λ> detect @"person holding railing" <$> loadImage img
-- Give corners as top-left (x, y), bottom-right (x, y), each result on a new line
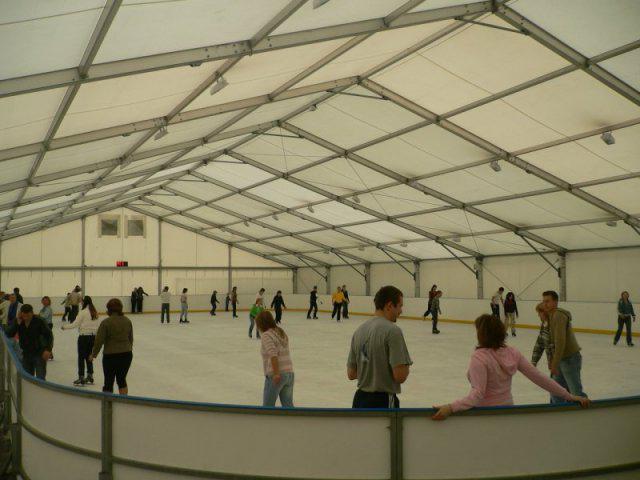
top-left (89, 299), bottom-right (133, 395)
top-left (4, 304), bottom-right (53, 380)
top-left (431, 314), bottom-right (589, 420)
top-left (62, 296), bottom-right (100, 386)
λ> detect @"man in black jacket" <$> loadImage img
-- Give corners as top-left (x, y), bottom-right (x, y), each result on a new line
top-left (210, 290), bottom-right (220, 316)
top-left (4, 304), bottom-right (53, 380)
top-left (271, 291), bottom-right (287, 324)
top-left (136, 286), bottom-right (149, 313)
top-left (307, 286), bottom-right (319, 319)
top-left (342, 284), bottom-right (350, 319)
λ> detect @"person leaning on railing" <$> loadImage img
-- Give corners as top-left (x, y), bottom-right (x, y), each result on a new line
top-left (432, 314), bottom-right (590, 420)
top-left (3, 304), bottom-right (53, 380)
top-left (88, 298), bottom-right (133, 395)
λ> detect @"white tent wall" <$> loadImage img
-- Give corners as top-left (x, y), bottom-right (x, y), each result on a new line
top-left (370, 262), bottom-right (415, 297)
top-left (483, 254), bottom-right (561, 301)
top-left (329, 265), bottom-right (366, 296)
top-left (296, 266), bottom-right (327, 295)
top-left (419, 257), bottom-right (477, 299)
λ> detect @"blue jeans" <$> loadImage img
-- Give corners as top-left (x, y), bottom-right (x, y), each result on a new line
top-left (161, 303), bottom-right (170, 323)
top-left (248, 315), bottom-right (260, 338)
top-left (180, 303), bottom-right (188, 321)
top-left (263, 371), bottom-right (294, 407)
top-left (551, 351), bottom-right (586, 403)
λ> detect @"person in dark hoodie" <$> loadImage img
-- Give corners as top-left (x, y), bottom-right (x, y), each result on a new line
top-left (4, 304), bottom-right (53, 380)
top-left (270, 290), bottom-right (287, 324)
top-left (136, 286), bottom-right (149, 313)
top-left (503, 292), bottom-right (519, 337)
top-left (210, 290), bottom-right (220, 316)
top-left (542, 290), bottom-right (587, 403)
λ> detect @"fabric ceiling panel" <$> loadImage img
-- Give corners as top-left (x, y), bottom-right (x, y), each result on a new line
top-left (302, 201), bottom-right (376, 226)
top-left (166, 179), bottom-right (232, 202)
top-left (299, 230), bottom-right (360, 249)
top-left (144, 161), bottom-right (201, 182)
top-left (357, 124), bottom-right (493, 177)
top-left (0, 1), bottom-right (103, 80)
top-left (226, 222), bottom-right (281, 240)
top-left (271, 0), bottom-right (407, 35)
top-left (129, 204), bottom-right (173, 218)
top-left (196, 159), bottom-right (274, 189)
top-left (259, 213), bottom-right (321, 233)
top-left (297, 22), bottom-right (454, 88)
top-left (94, 0), bottom-right (290, 63)
top-left (290, 86), bottom-right (424, 148)
top-left (213, 195), bottom-right (278, 217)
top-left (396, 240), bottom-right (455, 260)
top-left (532, 223), bottom-right (640, 250)
top-left (187, 40), bottom-right (344, 111)
top-left (180, 135), bottom-right (254, 162)
top-left (116, 153), bottom-right (177, 177)
top-left (56, 63), bottom-right (225, 138)
top-left (164, 214), bottom-right (210, 231)
top-left (343, 221), bottom-right (425, 244)
top-left (0, 155), bottom-right (37, 185)
top-left (511, 0), bottom-right (640, 57)
top-left (455, 231), bottom-right (553, 256)
top-left (356, 184), bottom-right (448, 216)
top-left (403, 209), bottom-right (501, 236)
top-left (38, 132), bottom-right (148, 176)
top-left (188, 206), bottom-right (239, 226)
top-left (0, 88), bottom-right (67, 150)
top-left (145, 194), bottom-right (199, 212)
top-left (237, 242), bottom-right (284, 256)
top-left (582, 179), bottom-right (640, 214)
top-left (600, 50), bottom-right (640, 91)
top-left (235, 131), bottom-right (333, 173)
top-left (477, 192), bottom-right (609, 227)
top-left (292, 157), bottom-right (394, 195)
top-left (247, 179), bottom-right (325, 208)
top-left (266, 236), bottom-right (319, 253)
top-left (23, 171), bottom-right (105, 200)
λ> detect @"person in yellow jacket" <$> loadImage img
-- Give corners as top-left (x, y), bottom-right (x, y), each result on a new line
top-left (331, 287), bottom-right (346, 322)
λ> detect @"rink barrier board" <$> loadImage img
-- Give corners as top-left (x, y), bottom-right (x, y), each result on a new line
top-left (3, 329), bottom-right (640, 479)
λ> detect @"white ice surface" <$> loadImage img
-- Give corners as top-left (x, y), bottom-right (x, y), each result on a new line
top-left (46, 309), bottom-right (640, 408)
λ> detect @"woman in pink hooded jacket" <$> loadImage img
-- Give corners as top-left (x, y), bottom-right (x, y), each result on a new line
top-left (432, 314), bottom-right (589, 420)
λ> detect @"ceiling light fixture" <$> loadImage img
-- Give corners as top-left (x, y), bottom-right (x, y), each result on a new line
top-left (601, 131), bottom-right (615, 145)
top-left (307, 205), bottom-right (315, 213)
top-left (210, 76), bottom-right (228, 95)
top-left (352, 194), bottom-right (361, 204)
top-left (272, 214), bottom-right (279, 221)
top-left (313, 0), bottom-right (330, 8)
top-left (400, 241), bottom-right (408, 248)
top-left (606, 220), bottom-right (617, 227)
top-left (489, 160), bottom-right (501, 172)
top-left (309, 104), bottom-right (317, 112)
top-left (154, 126), bottom-right (168, 141)
top-left (243, 220), bottom-right (249, 227)
top-left (452, 236), bottom-right (461, 243)
top-left (358, 245), bottom-right (365, 251)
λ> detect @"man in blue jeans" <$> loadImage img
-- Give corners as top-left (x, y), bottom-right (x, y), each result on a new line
top-left (542, 290), bottom-right (587, 403)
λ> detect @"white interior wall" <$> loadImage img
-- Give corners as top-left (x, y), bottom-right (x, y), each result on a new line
top-left (370, 262), bottom-right (415, 297)
top-left (296, 267), bottom-right (327, 294)
top-left (483, 254), bottom-right (560, 301)
top-left (1, 221), bottom-right (82, 267)
top-left (419, 258), bottom-right (477, 299)
top-left (567, 248), bottom-right (640, 302)
top-left (329, 265), bottom-right (366, 296)
top-left (231, 270), bottom-right (293, 295)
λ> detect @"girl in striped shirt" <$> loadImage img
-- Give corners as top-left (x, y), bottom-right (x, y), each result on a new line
top-left (255, 310), bottom-right (294, 407)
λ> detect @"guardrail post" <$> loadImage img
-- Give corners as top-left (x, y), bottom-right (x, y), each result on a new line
top-left (13, 374), bottom-right (22, 474)
top-left (99, 398), bottom-right (113, 480)
top-left (390, 410), bottom-right (402, 480)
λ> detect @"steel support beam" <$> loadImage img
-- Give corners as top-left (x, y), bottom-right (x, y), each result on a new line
top-left (475, 258), bottom-right (484, 299)
top-left (81, 216), bottom-right (86, 293)
top-left (0, 2), bottom-right (493, 98)
top-left (380, 248), bottom-right (415, 280)
top-left (227, 245), bottom-right (233, 295)
top-left (292, 268), bottom-right (298, 294)
top-left (414, 261), bottom-right (421, 298)
top-left (558, 254), bottom-right (567, 302)
top-left (365, 263), bottom-right (371, 296)
top-left (325, 267), bottom-right (331, 295)
top-left (521, 236), bottom-right (560, 275)
top-left (157, 219), bottom-right (163, 295)
top-left (495, 4), bottom-right (640, 107)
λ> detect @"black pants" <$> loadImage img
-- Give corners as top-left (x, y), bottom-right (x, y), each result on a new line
top-left (62, 306), bottom-right (70, 320)
top-left (102, 351), bottom-right (133, 392)
top-left (490, 304), bottom-right (500, 319)
top-left (131, 298), bottom-right (137, 313)
top-left (210, 303), bottom-right (217, 315)
top-left (23, 354), bottom-right (47, 380)
top-left (423, 301), bottom-right (432, 318)
top-left (307, 301), bottom-right (318, 318)
top-left (432, 311), bottom-right (439, 332)
top-left (136, 298), bottom-right (144, 313)
top-left (342, 302), bottom-right (349, 319)
top-left (161, 303), bottom-right (170, 323)
top-left (275, 308), bottom-right (282, 324)
top-left (68, 305), bottom-right (79, 323)
top-left (77, 335), bottom-right (95, 377)
top-left (225, 299), bottom-right (230, 311)
top-left (352, 390), bottom-right (399, 409)
top-left (614, 315), bottom-right (633, 345)
top-left (232, 301), bottom-right (238, 317)
top-left (331, 302), bottom-right (342, 321)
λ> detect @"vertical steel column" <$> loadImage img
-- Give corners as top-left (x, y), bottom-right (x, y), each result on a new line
top-left (390, 411), bottom-right (403, 480)
top-left (157, 219), bottom-right (162, 294)
top-left (81, 216), bottom-right (86, 293)
top-left (413, 261), bottom-right (421, 298)
top-left (227, 245), bottom-right (232, 294)
top-left (99, 398), bottom-right (113, 480)
top-left (325, 267), bottom-right (331, 295)
top-left (558, 253), bottom-right (567, 301)
top-left (292, 268), bottom-right (298, 294)
top-left (475, 258), bottom-right (484, 299)
top-left (365, 263), bottom-right (371, 296)
top-left (0, 241), bottom-right (3, 287)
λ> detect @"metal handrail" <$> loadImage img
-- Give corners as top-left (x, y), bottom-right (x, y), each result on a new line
top-left (2, 329), bottom-right (640, 480)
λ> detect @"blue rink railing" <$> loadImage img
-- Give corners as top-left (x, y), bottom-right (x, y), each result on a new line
top-left (1, 333), bottom-right (639, 480)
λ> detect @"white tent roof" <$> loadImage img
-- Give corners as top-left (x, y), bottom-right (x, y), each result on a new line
top-left (1, 0), bottom-right (639, 268)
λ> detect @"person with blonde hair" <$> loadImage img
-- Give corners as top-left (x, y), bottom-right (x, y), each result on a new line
top-left (62, 295), bottom-right (100, 386)
top-left (432, 314), bottom-right (589, 420)
top-left (255, 310), bottom-right (294, 407)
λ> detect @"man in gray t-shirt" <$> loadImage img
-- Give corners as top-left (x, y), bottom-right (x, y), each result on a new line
top-left (347, 286), bottom-right (412, 408)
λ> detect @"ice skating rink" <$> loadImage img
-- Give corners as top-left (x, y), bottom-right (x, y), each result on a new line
top-left (47, 309), bottom-right (640, 408)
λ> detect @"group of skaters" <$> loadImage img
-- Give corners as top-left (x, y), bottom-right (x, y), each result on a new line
top-left (255, 286), bottom-right (594, 414)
